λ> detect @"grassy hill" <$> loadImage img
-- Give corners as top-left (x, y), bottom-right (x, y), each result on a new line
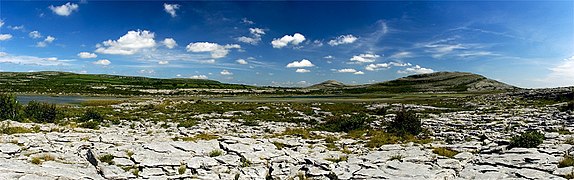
top-left (0, 71), bottom-right (252, 95)
top-left (316, 72), bottom-right (518, 93)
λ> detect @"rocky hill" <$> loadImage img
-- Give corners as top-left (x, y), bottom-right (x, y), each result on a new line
top-left (307, 80), bottom-right (349, 89)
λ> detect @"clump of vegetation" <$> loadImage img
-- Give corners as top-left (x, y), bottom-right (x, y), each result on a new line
top-left (389, 154), bottom-right (404, 161)
top-left (565, 138), bottom-right (574, 145)
top-left (30, 154), bottom-right (56, 165)
top-left (365, 131), bottom-right (400, 148)
top-left (432, 147), bottom-right (459, 158)
top-left (509, 131), bottom-right (544, 148)
top-left (241, 118), bottom-right (260, 126)
top-left (562, 100), bottom-right (574, 112)
top-left (559, 155), bottom-right (574, 168)
top-left (0, 94), bottom-right (20, 121)
top-left (272, 141), bottom-right (287, 150)
top-left (98, 154), bottom-right (114, 165)
top-left (81, 100), bottom-right (123, 107)
top-left (317, 114), bottom-right (371, 132)
top-left (24, 101), bottom-right (57, 123)
top-left (177, 119), bottom-right (197, 128)
top-left (324, 136), bottom-right (338, 143)
top-left (0, 122), bottom-right (33, 134)
top-left (387, 108), bottom-right (422, 136)
top-left (77, 109), bottom-right (104, 129)
top-left (209, 149), bottom-right (223, 157)
top-left (240, 157), bottom-right (252, 167)
top-left (324, 156), bottom-right (348, 163)
top-left (278, 128), bottom-right (317, 139)
top-left (178, 163), bottom-right (186, 174)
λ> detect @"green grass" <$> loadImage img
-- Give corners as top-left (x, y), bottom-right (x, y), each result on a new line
top-left (272, 141), bottom-right (287, 150)
top-left (432, 147), bottom-right (459, 158)
top-left (174, 133), bottom-right (219, 142)
top-left (325, 156), bottom-right (348, 163)
top-left (240, 157), bottom-right (252, 167)
top-left (178, 164), bottom-right (186, 174)
top-left (389, 154), bottom-right (404, 161)
top-left (30, 154), bottom-right (56, 165)
top-left (559, 155), bottom-right (574, 168)
top-left (0, 122), bottom-right (33, 134)
top-left (209, 150), bottom-right (223, 157)
top-left (98, 154), bottom-right (115, 165)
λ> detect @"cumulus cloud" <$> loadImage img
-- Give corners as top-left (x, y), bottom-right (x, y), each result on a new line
top-left (236, 28), bottom-right (266, 45)
top-left (328, 34), bottom-right (358, 46)
top-left (0, 54), bottom-right (72, 66)
top-left (36, 36), bottom-right (56, 47)
top-left (190, 75), bottom-right (208, 79)
top-left (29, 31), bottom-right (43, 39)
top-left (96, 30), bottom-right (156, 55)
top-left (77, 52), bottom-right (97, 58)
top-left (93, 59), bottom-right (111, 66)
top-left (186, 42), bottom-right (241, 59)
top-left (337, 68), bottom-right (357, 73)
top-left (158, 60), bottom-right (169, 65)
top-left (138, 69), bottom-right (155, 74)
top-left (0, 34), bottom-right (12, 41)
top-left (162, 38), bottom-right (177, 49)
top-left (220, 69), bottom-right (233, 75)
top-left (271, 33), bottom-right (305, 48)
top-left (365, 62), bottom-right (411, 71)
top-left (397, 65), bottom-right (434, 74)
top-left (163, 3), bottom-right (180, 17)
top-left (324, 55), bottom-right (334, 59)
top-left (49, 2), bottom-right (79, 16)
top-left (242, 18), bottom-right (254, 25)
top-left (236, 59), bottom-right (248, 65)
top-left (350, 53), bottom-right (379, 63)
top-left (286, 59), bottom-right (314, 68)
top-left (295, 69), bottom-right (310, 73)
top-left (9, 25), bottom-right (24, 30)
top-left (354, 71), bottom-right (364, 75)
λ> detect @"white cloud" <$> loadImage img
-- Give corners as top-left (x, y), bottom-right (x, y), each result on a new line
top-left (389, 51), bottom-right (412, 59)
top-left (163, 3), bottom-right (180, 17)
top-left (198, 59), bottom-right (216, 64)
top-left (9, 26), bottom-right (24, 30)
top-left (328, 34), bottom-right (358, 46)
top-left (271, 33), bottom-right (305, 48)
top-left (0, 52), bottom-right (6, 57)
top-left (36, 36), bottom-right (56, 47)
top-left (236, 59), bottom-right (248, 65)
top-left (354, 71), bottom-right (364, 75)
top-left (0, 54), bottom-right (71, 66)
top-left (350, 53), bottom-right (380, 63)
top-left (158, 60), bottom-right (169, 65)
top-left (324, 55), bottom-right (334, 59)
top-left (220, 70), bottom-right (233, 75)
top-left (93, 59), bottom-right (111, 66)
top-left (237, 28), bottom-right (266, 45)
top-left (77, 52), bottom-right (97, 58)
top-left (162, 38), bottom-right (177, 49)
top-left (29, 31), bottom-right (42, 39)
top-left (96, 30), bottom-right (156, 55)
top-left (138, 69), bottom-right (155, 74)
top-left (0, 20), bottom-right (3, 28)
top-left (0, 34), bottom-right (12, 41)
top-left (242, 18), bottom-right (254, 25)
top-left (49, 2), bottom-right (79, 16)
top-left (286, 59), bottom-right (314, 68)
top-left (186, 42), bottom-right (241, 59)
top-left (295, 69), bottom-right (310, 73)
top-left (337, 68), bottom-right (357, 73)
top-left (545, 56), bottom-right (574, 87)
top-left (190, 75), bottom-right (208, 79)
top-left (398, 65), bottom-right (434, 74)
top-left (365, 62), bottom-right (412, 71)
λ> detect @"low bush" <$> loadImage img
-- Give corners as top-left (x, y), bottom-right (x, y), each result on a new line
top-left (209, 149), bottom-right (223, 157)
top-left (78, 109), bottom-right (104, 129)
top-left (318, 114), bottom-right (370, 132)
top-left (24, 101), bottom-right (57, 123)
top-left (0, 122), bottom-right (33, 134)
top-left (432, 147), bottom-right (459, 158)
top-left (177, 119), bottom-right (197, 128)
top-left (509, 131), bottom-right (544, 148)
top-left (0, 94), bottom-right (20, 121)
top-left (98, 154), bottom-right (115, 165)
top-left (559, 155), bottom-right (574, 168)
top-left (387, 108), bottom-right (422, 136)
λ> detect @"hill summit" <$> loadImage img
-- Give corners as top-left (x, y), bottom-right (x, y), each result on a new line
top-left (308, 80), bottom-right (348, 89)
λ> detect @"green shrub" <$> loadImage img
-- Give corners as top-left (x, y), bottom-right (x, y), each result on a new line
top-left (177, 119), bottom-right (197, 128)
top-left (98, 154), bottom-right (114, 165)
top-left (0, 122), bottom-right (33, 134)
top-left (432, 147), bottom-right (459, 158)
top-left (79, 109), bottom-right (104, 123)
top-left (272, 141), bottom-right (287, 150)
top-left (209, 149), bottom-right (223, 157)
top-left (389, 154), bottom-right (404, 161)
top-left (509, 131), bottom-right (544, 148)
top-left (240, 157), bottom-right (252, 167)
top-left (559, 155), bottom-right (574, 168)
top-left (318, 114), bottom-right (370, 132)
top-left (178, 164), bottom-right (186, 174)
top-left (387, 108), bottom-right (422, 136)
top-left (241, 118), bottom-right (259, 126)
top-left (24, 101), bottom-right (57, 123)
top-left (0, 94), bottom-right (20, 121)
top-left (562, 101), bottom-right (574, 112)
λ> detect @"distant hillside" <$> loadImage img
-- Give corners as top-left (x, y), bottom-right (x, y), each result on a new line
top-left (343, 72), bottom-right (518, 93)
top-left (308, 80), bottom-right (349, 89)
top-left (0, 71), bottom-right (252, 95)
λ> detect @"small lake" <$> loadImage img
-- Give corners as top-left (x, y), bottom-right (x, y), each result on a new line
top-left (16, 95), bottom-right (117, 104)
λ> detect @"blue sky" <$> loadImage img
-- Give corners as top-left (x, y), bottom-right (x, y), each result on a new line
top-left (0, 1), bottom-right (573, 88)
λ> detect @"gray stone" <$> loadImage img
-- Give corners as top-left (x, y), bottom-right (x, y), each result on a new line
top-left (0, 143), bottom-right (21, 154)
top-left (112, 157), bottom-right (135, 166)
